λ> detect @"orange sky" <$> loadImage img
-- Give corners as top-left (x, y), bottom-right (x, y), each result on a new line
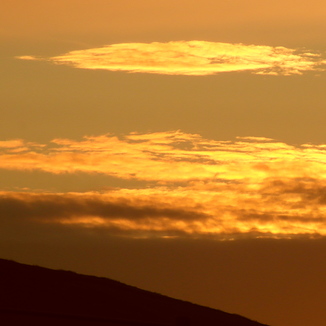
top-left (2, 0), bottom-right (326, 47)
top-left (1, 1), bottom-right (326, 326)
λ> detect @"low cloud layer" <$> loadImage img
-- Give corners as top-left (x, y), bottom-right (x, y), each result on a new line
top-left (16, 41), bottom-right (326, 76)
top-left (2, 132), bottom-right (326, 239)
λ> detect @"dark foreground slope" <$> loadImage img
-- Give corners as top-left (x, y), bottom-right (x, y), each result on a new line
top-left (0, 259), bottom-right (269, 326)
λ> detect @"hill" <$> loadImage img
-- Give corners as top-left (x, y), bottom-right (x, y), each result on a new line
top-left (0, 258), bottom-right (270, 326)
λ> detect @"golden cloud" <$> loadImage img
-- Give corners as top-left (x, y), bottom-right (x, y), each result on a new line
top-left (2, 132), bottom-right (326, 239)
top-left (0, 131), bottom-right (326, 182)
top-left (16, 41), bottom-right (326, 76)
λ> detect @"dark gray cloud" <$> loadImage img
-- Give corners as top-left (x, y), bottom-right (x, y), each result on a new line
top-left (0, 192), bottom-right (208, 223)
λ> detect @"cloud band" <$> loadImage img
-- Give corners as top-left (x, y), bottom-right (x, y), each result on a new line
top-left (2, 132), bottom-right (326, 239)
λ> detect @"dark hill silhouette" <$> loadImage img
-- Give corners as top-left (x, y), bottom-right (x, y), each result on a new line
top-left (0, 258), bottom-right (270, 326)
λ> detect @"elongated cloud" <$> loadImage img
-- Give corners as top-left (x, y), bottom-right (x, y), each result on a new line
top-left (2, 132), bottom-right (326, 239)
top-left (1, 131), bottom-right (326, 183)
top-left (16, 41), bottom-right (326, 76)
top-left (1, 177), bottom-right (326, 239)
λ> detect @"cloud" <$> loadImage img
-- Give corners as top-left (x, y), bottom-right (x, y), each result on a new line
top-left (0, 191), bottom-right (206, 222)
top-left (16, 41), bottom-right (326, 76)
top-left (15, 55), bottom-right (40, 61)
top-left (0, 131), bottom-right (325, 183)
top-left (1, 177), bottom-right (326, 239)
top-left (0, 191), bottom-right (213, 239)
top-left (2, 132), bottom-right (326, 239)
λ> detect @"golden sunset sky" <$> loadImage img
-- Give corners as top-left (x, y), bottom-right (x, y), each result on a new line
top-left (2, 1), bottom-right (326, 325)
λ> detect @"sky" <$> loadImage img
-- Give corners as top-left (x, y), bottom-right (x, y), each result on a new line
top-left (1, 1), bottom-right (326, 325)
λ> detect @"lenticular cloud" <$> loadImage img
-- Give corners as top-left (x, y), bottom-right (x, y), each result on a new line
top-left (17, 41), bottom-right (326, 76)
